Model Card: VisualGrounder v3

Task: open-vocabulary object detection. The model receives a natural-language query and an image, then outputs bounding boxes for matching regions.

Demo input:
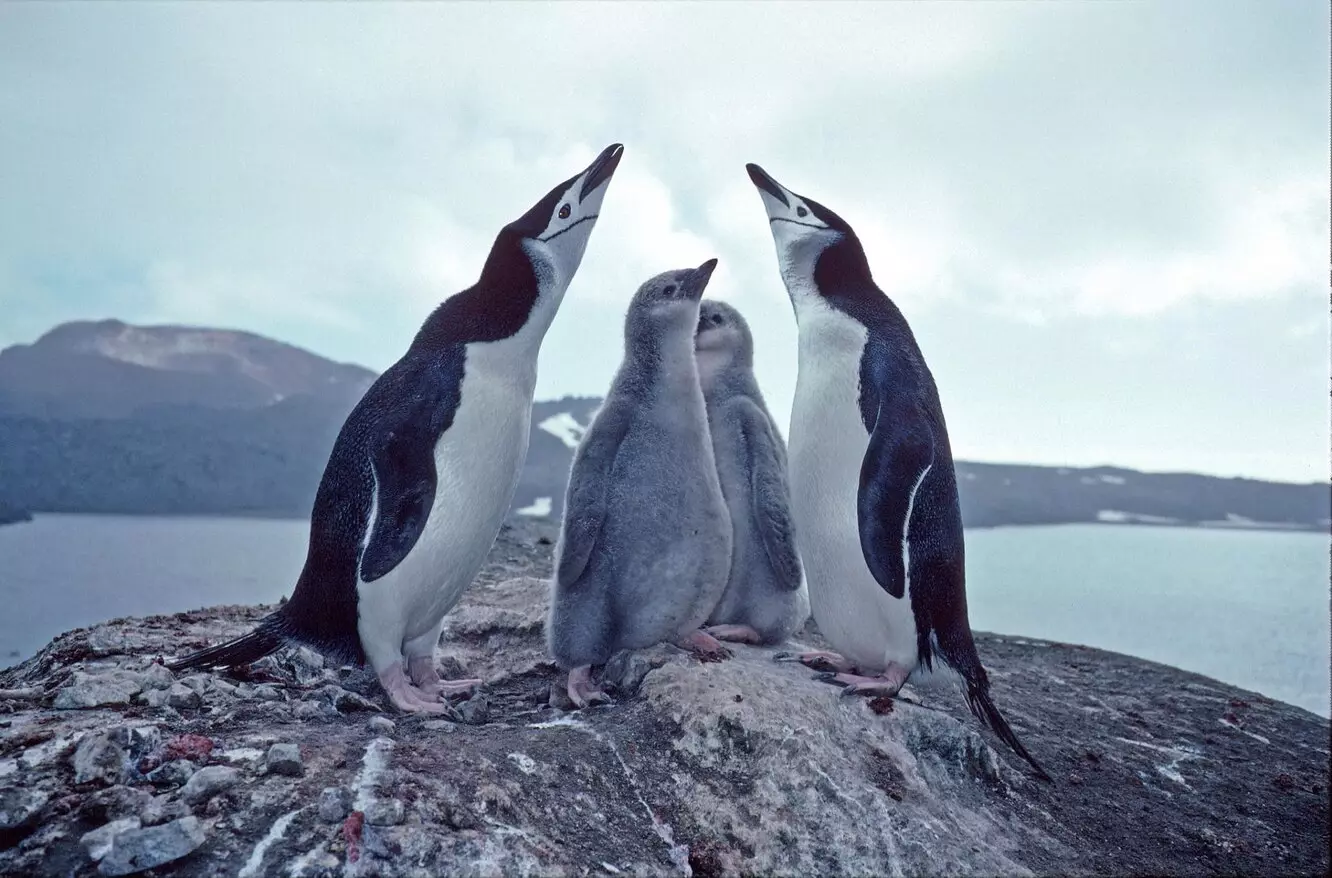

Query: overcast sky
[0,2,1326,483]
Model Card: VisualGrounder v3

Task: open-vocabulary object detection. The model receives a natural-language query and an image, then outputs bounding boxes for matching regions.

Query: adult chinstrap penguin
[547,260,734,708]
[169,144,625,714]
[745,162,1050,781]
[695,299,809,646]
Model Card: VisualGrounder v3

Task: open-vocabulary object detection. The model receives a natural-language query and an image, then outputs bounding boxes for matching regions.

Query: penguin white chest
[358,341,535,652]
[787,306,919,673]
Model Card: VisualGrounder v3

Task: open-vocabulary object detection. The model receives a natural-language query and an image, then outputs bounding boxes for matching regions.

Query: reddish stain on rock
[868,696,895,715]
[343,811,365,863]
[1273,773,1297,791]
[163,734,214,762]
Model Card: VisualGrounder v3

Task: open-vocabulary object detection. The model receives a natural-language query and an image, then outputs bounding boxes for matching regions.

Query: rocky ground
[1,518,1328,877]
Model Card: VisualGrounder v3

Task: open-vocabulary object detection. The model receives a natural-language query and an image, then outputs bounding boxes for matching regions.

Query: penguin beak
[579,143,625,203]
[745,163,791,211]
[684,258,718,301]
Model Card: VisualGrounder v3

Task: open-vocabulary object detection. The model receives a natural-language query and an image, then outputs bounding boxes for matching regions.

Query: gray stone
[601,650,655,697]
[178,675,211,696]
[80,817,140,862]
[316,685,380,713]
[80,786,153,824]
[122,726,161,763]
[363,797,405,826]
[0,786,49,831]
[165,684,201,711]
[421,719,457,733]
[145,760,196,789]
[316,787,350,823]
[139,664,175,692]
[367,715,396,734]
[139,795,190,828]
[53,671,143,710]
[179,765,240,806]
[250,684,283,702]
[72,733,127,786]
[98,816,205,876]
[293,700,332,721]
[137,689,169,709]
[457,693,491,725]
[263,743,303,777]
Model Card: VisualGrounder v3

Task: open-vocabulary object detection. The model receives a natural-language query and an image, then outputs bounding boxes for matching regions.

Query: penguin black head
[484,143,624,292]
[745,163,873,304]
[695,299,754,367]
[625,259,719,344]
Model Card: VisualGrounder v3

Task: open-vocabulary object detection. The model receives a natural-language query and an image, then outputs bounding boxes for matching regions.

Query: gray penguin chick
[695,300,809,645]
[548,259,734,708]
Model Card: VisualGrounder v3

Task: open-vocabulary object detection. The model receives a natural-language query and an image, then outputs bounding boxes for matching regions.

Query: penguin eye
[796,206,808,218]
[663,285,677,297]
[558,204,571,220]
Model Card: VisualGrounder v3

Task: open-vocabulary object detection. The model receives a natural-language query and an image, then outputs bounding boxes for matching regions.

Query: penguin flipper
[857,399,935,599]
[730,397,802,590]
[357,361,457,583]
[556,395,634,586]
[359,447,436,582]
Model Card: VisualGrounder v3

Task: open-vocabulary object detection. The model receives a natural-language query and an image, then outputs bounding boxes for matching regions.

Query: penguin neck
[626,321,699,387]
[412,233,562,359]
[785,234,885,327]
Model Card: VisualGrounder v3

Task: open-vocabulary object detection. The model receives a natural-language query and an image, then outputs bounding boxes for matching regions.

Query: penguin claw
[813,671,848,688]
[772,651,798,663]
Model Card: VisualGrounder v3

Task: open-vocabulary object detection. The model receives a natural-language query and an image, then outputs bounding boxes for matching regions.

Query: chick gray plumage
[548,260,733,706]
[694,300,808,645]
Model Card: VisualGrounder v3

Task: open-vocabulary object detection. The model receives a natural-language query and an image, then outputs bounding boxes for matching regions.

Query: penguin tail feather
[964,681,1054,783]
[167,619,285,673]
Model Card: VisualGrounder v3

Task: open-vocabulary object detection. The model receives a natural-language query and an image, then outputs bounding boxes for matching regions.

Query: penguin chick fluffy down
[548,260,734,708]
[694,299,809,646]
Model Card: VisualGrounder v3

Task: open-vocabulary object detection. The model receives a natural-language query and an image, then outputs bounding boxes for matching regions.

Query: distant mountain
[0,320,1327,532]
[0,319,375,420]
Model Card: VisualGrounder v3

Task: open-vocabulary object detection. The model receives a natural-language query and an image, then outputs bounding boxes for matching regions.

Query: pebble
[53,671,143,710]
[263,743,304,777]
[293,701,331,721]
[138,689,170,709]
[0,787,49,831]
[318,685,381,713]
[180,765,240,806]
[368,716,396,734]
[140,664,176,692]
[421,720,458,733]
[166,683,202,711]
[80,786,153,824]
[146,760,196,789]
[73,733,127,786]
[80,817,140,862]
[140,795,191,828]
[364,798,406,826]
[317,787,351,823]
[97,816,206,876]
[457,693,491,725]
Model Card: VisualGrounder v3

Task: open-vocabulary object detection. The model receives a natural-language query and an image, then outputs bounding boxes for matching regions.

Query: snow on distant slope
[515,496,553,517]
[538,412,586,449]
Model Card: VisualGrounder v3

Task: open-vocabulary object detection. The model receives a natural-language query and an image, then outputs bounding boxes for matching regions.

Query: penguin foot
[814,667,911,699]
[567,665,611,709]
[773,650,856,674]
[677,629,733,662]
[378,662,458,715]
[407,655,481,701]
[703,624,764,645]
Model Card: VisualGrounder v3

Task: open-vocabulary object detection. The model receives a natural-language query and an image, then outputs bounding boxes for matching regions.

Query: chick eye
[559,204,571,220]
[796,206,808,218]
[663,285,677,297]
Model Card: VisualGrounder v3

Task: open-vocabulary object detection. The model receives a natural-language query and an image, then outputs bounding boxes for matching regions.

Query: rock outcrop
[1,520,1328,876]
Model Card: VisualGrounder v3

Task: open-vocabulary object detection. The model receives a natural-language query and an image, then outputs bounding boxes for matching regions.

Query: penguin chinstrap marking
[744,163,1051,781]
[167,144,625,714]
[547,260,734,708]
[694,300,809,647]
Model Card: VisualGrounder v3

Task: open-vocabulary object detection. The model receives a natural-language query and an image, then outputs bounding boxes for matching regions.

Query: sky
[0,2,1327,484]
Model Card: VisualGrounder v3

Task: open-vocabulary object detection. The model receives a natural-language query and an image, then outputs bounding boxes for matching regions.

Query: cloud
[0,1,1326,480]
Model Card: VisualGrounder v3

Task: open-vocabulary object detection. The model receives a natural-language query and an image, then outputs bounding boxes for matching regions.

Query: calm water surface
[2,515,1327,716]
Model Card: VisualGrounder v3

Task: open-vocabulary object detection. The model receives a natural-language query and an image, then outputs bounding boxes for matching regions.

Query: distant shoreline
[2,509,1326,536]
